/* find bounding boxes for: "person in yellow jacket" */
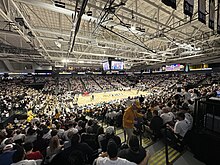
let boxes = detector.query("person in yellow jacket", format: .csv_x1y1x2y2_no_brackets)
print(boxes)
123,100,143,143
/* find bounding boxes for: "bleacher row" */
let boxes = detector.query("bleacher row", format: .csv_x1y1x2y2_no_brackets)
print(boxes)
0,72,219,165
24,73,210,94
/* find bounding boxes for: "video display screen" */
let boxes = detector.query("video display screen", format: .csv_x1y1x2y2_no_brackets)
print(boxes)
166,64,182,71
103,61,110,71
111,61,124,70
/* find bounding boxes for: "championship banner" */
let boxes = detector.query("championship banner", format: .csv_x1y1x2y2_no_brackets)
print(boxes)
209,0,215,30
218,0,220,34
198,0,206,24
161,0,177,10
184,0,194,17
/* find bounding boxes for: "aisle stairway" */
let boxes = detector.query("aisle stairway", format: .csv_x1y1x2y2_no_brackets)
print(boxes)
90,76,103,90
80,77,87,91
148,146,181,165
107,126,183,164
88,117,202,165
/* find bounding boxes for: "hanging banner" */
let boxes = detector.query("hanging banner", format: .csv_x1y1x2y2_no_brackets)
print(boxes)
184,0,194,17
218,0,220,34
198,0,206,24
161,0,177,10
209,0,215,30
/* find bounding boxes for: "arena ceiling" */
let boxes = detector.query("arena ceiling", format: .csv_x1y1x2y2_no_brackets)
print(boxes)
0,0,220,68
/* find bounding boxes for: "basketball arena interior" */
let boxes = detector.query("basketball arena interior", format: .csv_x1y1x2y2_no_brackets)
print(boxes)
0,0,220,165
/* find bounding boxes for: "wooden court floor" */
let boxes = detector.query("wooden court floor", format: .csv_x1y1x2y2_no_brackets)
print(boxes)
77,90,149,106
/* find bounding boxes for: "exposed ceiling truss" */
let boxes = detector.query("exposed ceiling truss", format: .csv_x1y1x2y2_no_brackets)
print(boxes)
0,0,220,68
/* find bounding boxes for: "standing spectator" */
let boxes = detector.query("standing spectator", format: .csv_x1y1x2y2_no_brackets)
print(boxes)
123,101,143,143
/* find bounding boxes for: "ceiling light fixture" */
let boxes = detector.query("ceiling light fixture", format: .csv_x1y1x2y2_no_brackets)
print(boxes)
62,58,70,63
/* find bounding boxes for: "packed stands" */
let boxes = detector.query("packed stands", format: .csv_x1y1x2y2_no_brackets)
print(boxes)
81,76,102,92
1,72,220,165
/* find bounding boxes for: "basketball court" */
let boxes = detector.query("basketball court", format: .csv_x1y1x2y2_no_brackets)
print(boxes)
77,90,150,106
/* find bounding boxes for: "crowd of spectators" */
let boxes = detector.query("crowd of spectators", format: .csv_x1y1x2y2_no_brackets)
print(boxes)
103,76,126,90
69,77,85,94
91,76,114,91
81,76,102,93
1,72,220,165
179,73,206,85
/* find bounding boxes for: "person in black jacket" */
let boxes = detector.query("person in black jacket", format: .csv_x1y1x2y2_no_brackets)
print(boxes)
118,135,146,164
50,131,93,165
99,126,121,152
145,110,163,141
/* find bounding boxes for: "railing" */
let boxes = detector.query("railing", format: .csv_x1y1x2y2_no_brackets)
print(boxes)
194,95,220,135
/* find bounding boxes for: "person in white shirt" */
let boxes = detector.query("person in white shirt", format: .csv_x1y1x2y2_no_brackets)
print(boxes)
160,107,175,125
13,129,25,142
174,113,190,138
184,88,191,101
95,139,150,165
166,112,190,151
167,112,189,138
180,104,193,130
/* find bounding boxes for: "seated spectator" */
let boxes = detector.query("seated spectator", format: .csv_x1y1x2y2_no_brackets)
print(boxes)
180,103,193,130
86,119,94,133
75,120,86,135
25,127,37,143
145,110,163,141
56,123,64,139
0,144,15,165
50,131,93,165
0,131,8,149
64,121,76,141
46,136,62,157
11,146,36,165
13,129,25,144
63,128,78,149
172,112,190,138
166,112,190,151
81,131,99,151
91,120,100,134
33,130,49,157
50,129,58,137
97,127,105,149
118,135,146,164
100,126,121,152
160,107,175,125
23,142,43,160
95,139,150,165
42,126,51,140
